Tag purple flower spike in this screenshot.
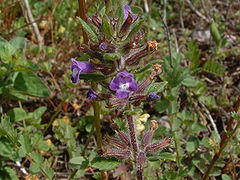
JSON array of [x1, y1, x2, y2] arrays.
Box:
[[99, 42, 108, 50], [123, 5, 138, 21], [87, 89, 98, 100], [147, 93, 160, 101], [109, 71, 138, 99], [71, 58, 93, 83]]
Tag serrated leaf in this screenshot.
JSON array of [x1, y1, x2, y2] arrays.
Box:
[[78, 18, 98, 42], [146, 82, 167, 93], [199, 95, 217, 109], [91, 157, 121, 171], [101, 16, 113, 37], [19, 135, 32, 154], [185, 41, 201, 69], [182, 75, 199, 87], [13, 71, 50, 97], [69, 156, 85, 165], [203, 60, 225, 76], [79, 73, 107, 81]]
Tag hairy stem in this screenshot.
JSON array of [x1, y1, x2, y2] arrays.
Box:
[[127, 115, 143, 180]]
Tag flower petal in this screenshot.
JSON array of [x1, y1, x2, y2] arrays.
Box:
[[129, 80, 138, 91], [123, 5, 131, 20], [109, 83, 119, 91], [71, 68, 81, 83], [116, 90, 129, 99], [87, 89, 98, 100], [71, 58, 93, 73]]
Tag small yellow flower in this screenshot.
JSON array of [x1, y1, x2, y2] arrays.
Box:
[[58, 25, 66, 33], [45, 139, 52, 147], [136, 113, 150, 135]]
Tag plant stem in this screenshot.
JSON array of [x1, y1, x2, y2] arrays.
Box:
[[91, 82, 103, 149], [127, 115, 143, 180], [203, 120, 240, 180], [203, 97, 240, 180], [77, 1, 105, 179]]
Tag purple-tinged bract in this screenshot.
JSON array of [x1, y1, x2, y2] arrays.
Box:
[[123, 5, 138, 21], [109, 71, 138, 99], [87, 89, 98, 100], [147, 93, 160, 101], [99, 42, 108, 50], [71, 58, 93, 83]]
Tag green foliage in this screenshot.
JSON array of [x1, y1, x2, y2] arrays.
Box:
[[78, 17, 98, 42], [14, 71, 50, 97], [91, 157, 121, 171], [203, 60, 225, 76]]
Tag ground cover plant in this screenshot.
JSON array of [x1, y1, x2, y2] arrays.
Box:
[[0, 0, 240, 179]]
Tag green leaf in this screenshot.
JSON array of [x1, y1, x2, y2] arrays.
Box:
[[78, 18, 98, 42], [0, 41, 16, 63], [155, 99, 170, 113], [185, 41, 201, 69], [7, 108, 27, 122], [103, 53, 120, 61], [10, 37, 27, 50], [199, 95, 217, 109], [210, 21, 222, 48], [101, 16, 113, 37], [3, 167, 19, 180], [13, 71, 50, 97], [91, 157, 121, 171], [135, 59, 163, 74], [32, 106, 47, 120], [182, 76, 199, 87], [69, 156, 85, 165], [186, 136, 199, 153], [79, 73, 107, 81], [203, 60, 225, 76], [221, 174, 232, 180], [19, 135, 32, 154], [148, 152, 176, 161], [0, 137, 18, 161], [146, 82, 167, 93], [126, 19, 144, 41]]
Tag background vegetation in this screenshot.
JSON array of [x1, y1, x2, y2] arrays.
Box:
[[0, 0, 239, 179]]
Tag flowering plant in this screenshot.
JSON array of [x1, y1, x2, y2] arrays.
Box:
[[71, 3, 171, 179]]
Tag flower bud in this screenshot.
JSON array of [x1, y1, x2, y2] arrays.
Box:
[[145, 138, 171, 153], [91, 14, 102, 29], [102, 149, 131, 159]]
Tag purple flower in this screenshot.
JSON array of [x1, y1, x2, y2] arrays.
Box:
[[147, 93, 160, 101], [99, 42, 108, 50], [109, 71, 138, 99], [87, 89, 98, 100], [71, 58, 93, 83], [123, 5, 138, 21]]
